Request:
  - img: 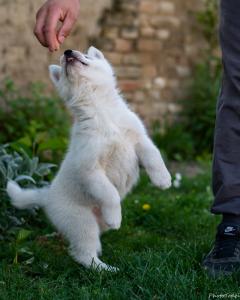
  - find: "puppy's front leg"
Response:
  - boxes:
[82,169,121,229]
[136,135,172,189]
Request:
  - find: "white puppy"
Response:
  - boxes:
[7,46,171,271]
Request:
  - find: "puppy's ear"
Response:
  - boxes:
[49,65,61,86]
[87,46,104,59]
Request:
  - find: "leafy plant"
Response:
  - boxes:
[0,144,56,242]
[182,57,221,154]
[13,229,33,264]
[196,0,219,50]
[154,0,221,160]
[0,144,56,190]
[0,80,70,162]
[152,122,195,161]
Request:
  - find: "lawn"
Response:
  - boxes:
[0,162,239,300]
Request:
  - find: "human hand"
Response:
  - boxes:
[34,0,80,52]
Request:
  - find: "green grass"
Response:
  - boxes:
[1,164,240,300]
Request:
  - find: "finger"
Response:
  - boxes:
[43,8,61,51]
[34,8,48,47]
[58,12,77,44]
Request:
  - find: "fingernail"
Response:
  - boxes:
[59,36,65,44]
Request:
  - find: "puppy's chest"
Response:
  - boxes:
[99,129,139,197]
[100,128,138,163]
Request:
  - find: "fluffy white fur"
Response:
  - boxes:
[7,46,171,271]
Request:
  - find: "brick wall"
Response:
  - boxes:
[93,0,205,124]
[0,0,111,87]
[0,0,205,125]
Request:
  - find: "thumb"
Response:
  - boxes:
[58,13,76,44]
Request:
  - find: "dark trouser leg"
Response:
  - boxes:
[211,0,240,215]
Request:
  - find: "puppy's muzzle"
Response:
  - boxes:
[64,49,88,66]
[64,49,75,63]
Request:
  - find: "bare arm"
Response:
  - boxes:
[34,0,80,52]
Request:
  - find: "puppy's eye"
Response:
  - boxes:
[84,55,92,59]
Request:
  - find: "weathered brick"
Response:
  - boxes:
[150,16,181,28]
[152,102,168,114]
[122,54,141,65]
[119,80,142,92]
[0,6,9,25]
[102,27,119,39]
[156,29,170,40]
[115,39,133,52]
[139,1,157,13]
[158,1,175,14]
[143,80,153,90]
[121,1,139,12]
[176,65,191,77]
[104,52,123,64]
[154,77,167,89]
[140,54,153,64]
[142,65,157,78]
[133,91,145,103]
[139,15,149,27]
[106,14,139,27]
[149,89,161,101]
[123,92,134,102]
[94,38,115,51]
[115,66,141,79]
[7,47,26,63]
[168,103,181,114]
[121,27,139,39]
[138,39,162,51]
[185,43,196,55]
[168,79,180,89]
[140,27,155,37]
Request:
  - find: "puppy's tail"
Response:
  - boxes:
[6,180,49,210]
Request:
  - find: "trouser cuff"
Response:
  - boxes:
[222,213,240,224]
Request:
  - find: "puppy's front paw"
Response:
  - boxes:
[151,170,172,190]
[102,206,122,230]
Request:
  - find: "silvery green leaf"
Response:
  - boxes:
[36,163,56,176]
[39,181,49,186]
[44,232,58,238]
[42,263,49,269]
[18,247,33,255]
[15,175,36,184]
[30,157,39,175]
[8,216,23,226]
[7,165,14,179]
[24,257,35,265]
[1,154,12,161]
[0,162,6,177]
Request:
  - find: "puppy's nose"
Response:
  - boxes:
[64,49,73,57]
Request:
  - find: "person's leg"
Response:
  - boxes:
[212,0,240,215]
[204,0,240,276]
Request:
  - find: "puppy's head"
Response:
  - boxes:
[49,46,115,99]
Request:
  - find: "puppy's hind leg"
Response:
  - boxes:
[82,169,122,230]
[51,203,118,272]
